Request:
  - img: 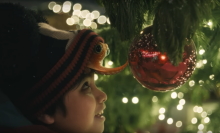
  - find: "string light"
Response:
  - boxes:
[167,118,173,125]
[159,108,165,114]
[91,10,100,19]
[94,74,98,81]
[204,117,210,123]
[176,121,182,127]
[48,1,56,10]
[122,97,128,103]
[171,92,177,99]
[90,22,97,29]
[132,97,139,104]
[152,96,158,102]
[66,18,74,25]
[198,124,204,130]
[189,80,195,87]
[178,92,184,99]
[191,117,197,124]
[159,114,165,120]
[108,61,113,66]
[53,4,61,13]
[97,15,107,24]
[73,3,82,10]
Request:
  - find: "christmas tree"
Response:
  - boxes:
[43,0,220,132]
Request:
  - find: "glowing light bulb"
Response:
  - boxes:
[94,74,98,81]
[159,108,165,114]
[171,92,177,99]
[176,121,182,127]
[159,114,165,120]
[167,118,173,125]
[73,3,82,10]
[191,117,197,124]
[122,97,128,103]
[152,96,158,102]
[132,97,139,104]
[48,1,56,10]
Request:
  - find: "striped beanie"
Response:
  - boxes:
[0,3,127,118]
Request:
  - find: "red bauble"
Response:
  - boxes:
[128,27,196,91]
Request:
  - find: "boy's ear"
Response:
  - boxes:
[37,114,55,124]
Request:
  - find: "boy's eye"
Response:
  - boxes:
[81,82,91,92]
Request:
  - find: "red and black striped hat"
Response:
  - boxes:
[0,3,127,118]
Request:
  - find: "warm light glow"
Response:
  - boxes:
[132,97,139,104]
[140,31,143,34]
[86,13,95,20]
[66,18,74,25]
[167,118,173,125]
[71,16,79,24]
[72,10,81,17]
[203,59,207,64]
[53,4,62,13]
[48,1,56,10]
[204,117,210,123]
[197,107,203,113]
[209,74,214,80]
[198,124,204,130]
[199,80,204,86]
[122,97,128,103]
[73,3,82,10]
[107,17,111,24]
[62,1,71,13]
[152,96,158,102]
[159,114,165,120]
[159,108,165,114]
[83,19,92,26]
[160,55,166,60]
[171,92,177,99]
[199,49,205,55]
[90,22,97,29]
[179,99,185,105]
[176,121,182,127]
[81,10,90,18]
[91,10,100,19]
[208,21,212,26]
[178,92,184,99]
[107,61,113,66]
[94,74,98,80]
[196,60,203,68]
[97,15,107,24]
[189,80,195,87]
[201,112,207,118]
[191,117,197,124]
[177,104,183,110]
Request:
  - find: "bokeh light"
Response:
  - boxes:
[81,10,90,18]
[90,22,98,29]
[73,3,82,10]
[108,61,113,66]
[204,117,210,123]
[189,80,195,87]
[159,114,165,120]
[177,104,183,110]
[122,97,128,103]
[97,15,107,24]
[178,92,184,99]
[66,18,74,25]
[53,4,62,13]
[152,96,158,102]
[91,10,100,19]
[176,121,182,127]
[48,1,56,10]
[132,97,139,104]
[167,118,173,125]
[83,19,92,26]
[171,92,177,99]
[198,124,204,130]
[159,108,165,114]
[179,99,185,105]
[191,117,197,124]
[94,74,98,80]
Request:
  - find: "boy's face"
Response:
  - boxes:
[49,70,107,133]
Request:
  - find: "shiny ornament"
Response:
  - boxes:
[128,27,196,91]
